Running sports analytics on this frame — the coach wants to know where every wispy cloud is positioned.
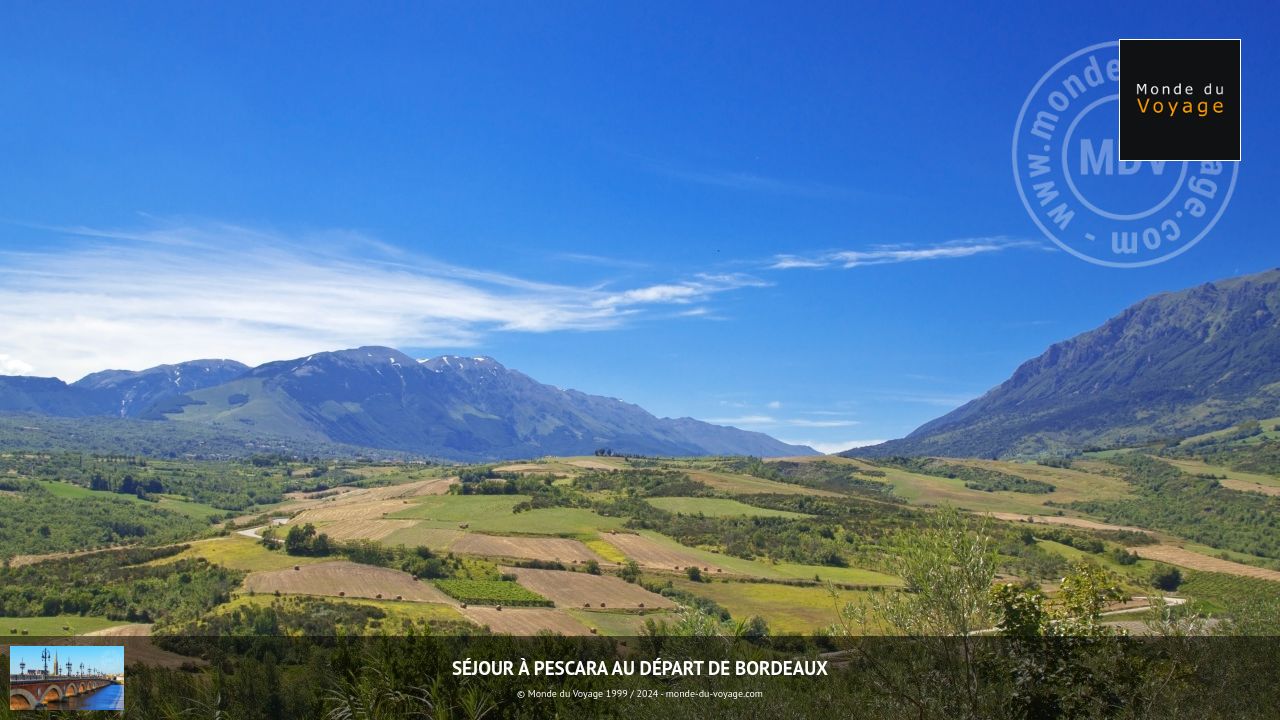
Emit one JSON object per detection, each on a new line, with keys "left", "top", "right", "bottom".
{"left": 0, "top": 222, "right": 765, "bottom": 381}
{"left": 595, "top": 274, "right": 765, "bottom": 308}
{"left": 554, "top": 252, "right": 651, "bottom": 270}
{"left": 769, "top": 237, "right": 1042, "bottom": 270}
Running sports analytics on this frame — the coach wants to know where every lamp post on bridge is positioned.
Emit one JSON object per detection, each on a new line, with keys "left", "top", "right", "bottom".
{"left": 41, "top": 648, "right": 50, "bottom": 678}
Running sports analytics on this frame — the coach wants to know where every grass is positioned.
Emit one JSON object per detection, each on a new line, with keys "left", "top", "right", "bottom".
{"left": 686, "top": 469, "right": 838, "bottom": 497}
{"left": 0, "top": 615, "right": 128, "bottom": 637}
{"left": 669, "top": 578, "right": 868, "bottom": 634}
{"left": 1162, "top": 457, "right": 1280, "bottom": 491}
{"left": 433, "top": 579, "right": 554, "bottom": 607}
{"left": 37, "top": 480, "right": 225, "bottom": 520}
{"left": 565, "top": 609, "right": 677, "bottom": 636}
{"left": 584, "top": 537, "right": 627, "bottom": 563}
{"left": 1178, "top": 416, "right": 1280, "bottom": 446}
{"left": 842, "top": 459, "right": 1132, "bottom": 517}
{"left": 628, "top": 531, "right": 900, "bottom": 586}
{"left": 645, "top": 496, "right": 810, "bottom": 518}
{"left": 387, "top": 494, "right": 624, "bottom": 536}
{"left": 1178, "top": 542, "right": 1278, "bottom": 570}
{"left": 381, "top": 526, "right": 462, "bottom": 550}
{"left": 156, "top": 535, "right": 328, "bottom": 572}
{"left": 216, "top": 594, "right": 470, "bottom": 627}
{"left": 1035, "top": 540, "right": 1156, "bottom": 588}
{"left": 1180, "top": 570, "right": 1280, "bottom": 614}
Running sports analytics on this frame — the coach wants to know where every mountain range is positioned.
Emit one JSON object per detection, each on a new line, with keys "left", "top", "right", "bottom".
{"left": 852, "top": 268, "right": 1280, "bottom": 458}
{"left": 0, "top": 348, "right": 813, "bottom": 460}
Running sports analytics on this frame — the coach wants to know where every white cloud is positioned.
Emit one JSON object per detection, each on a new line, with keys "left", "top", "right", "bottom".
{"left": 765, "top": 400, "right": 782, "bottom": 409}
{"left": 769, "top": 237, "right": 1041, "bottom": 270}
{"left": 0, "top": 354, "right": 33, "bottom": 374}
{"left": 596, "top": 274, "right": 767, "bottom": 308}
{"left": 780, "top": 438, "right": 887, "bottom": 455}
{"left": 0, "top": 222, "right": 765, "bottom": 381}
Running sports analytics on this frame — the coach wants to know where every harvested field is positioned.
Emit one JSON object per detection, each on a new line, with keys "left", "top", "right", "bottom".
{"left": 284, "top": 486, "right": 360, "bottom": 500}
{"left": 603, "top": 532, "right": 726, "bottom": 573}
{"left": 565, "top": 458, "right": 625, "bottom": 470}
{"left": 494, "top": 463, "right": 546, "bottom": 473}
{"left": 85, "top": 623, "right": 153, "bottom": 637}
{"left": 504, "top": 567, "right": 676, "bottom": 610}
{"left": 41, "top": 628, "right": 202, "bottom": 668}
{"left": 291, "top": 499, "right": 410, "bottom": 523}
{"left": 1128, "top": 545, "right": 1280, "bottom": 582}
{"left": 1219, "top": 480, "right": 1280, "bottom": 497}
{"left": 359, "top": 478, "right": 458, "bottom": 500}
{"left": 382, "top": 525, "right": 462, "bottom": 549}
{"left": 459, "top": 607, "right": 592, "bottom": 635}
{"left": 243, "top": 560, "right": 456, "bottom": 602}
{"left": 312, "top": 518, "right": 416, "bottom": 542}
{"left": 285, "top": 479, "right": 458, "bottom": 525}
{"left": 986, "top": 512, "right": 1149, "bottom": 534}
{"left": 452, "top": 534, "right": 604, "bottom": 563}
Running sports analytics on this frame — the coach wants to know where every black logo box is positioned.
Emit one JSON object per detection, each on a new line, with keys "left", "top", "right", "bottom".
{"left": 1119, "top": 39, "right": 1241, "bottom": 161}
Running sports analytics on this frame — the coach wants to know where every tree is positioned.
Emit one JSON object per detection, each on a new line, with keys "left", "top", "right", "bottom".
{"left": 619, "top": 559, "right": 641, "bottom": 584}
{"left": 833, "top": 507, "right": 996, "bottom": 718}
{"left": 1149, "top": 564, "right": 1183, "bottom": 591}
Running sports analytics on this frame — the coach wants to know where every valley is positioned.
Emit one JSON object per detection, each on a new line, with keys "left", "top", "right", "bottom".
{"left": 4, "top": 440, "right": 1276, "bottom": 643}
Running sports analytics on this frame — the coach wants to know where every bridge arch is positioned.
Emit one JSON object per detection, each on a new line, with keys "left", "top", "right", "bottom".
{"left": 41, "top": 684, "right": 64, "bottom": 704}
{"left": 10, "top": 688, "right": 39, "bottom": 710}
{"left": 65, "top": 683, "right": 79, "bottom": 697}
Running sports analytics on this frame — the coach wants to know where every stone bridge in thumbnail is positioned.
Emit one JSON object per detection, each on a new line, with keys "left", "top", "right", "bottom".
{"left": 9, "top": 675, "right": 117, "bottom": 710}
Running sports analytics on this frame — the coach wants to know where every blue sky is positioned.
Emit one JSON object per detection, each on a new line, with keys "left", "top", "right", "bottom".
{"left": 9, "top": 645, "right": 124, "bottom": 676}
{"left": 0, "top": 2, "right": 1276, "bottom": 452}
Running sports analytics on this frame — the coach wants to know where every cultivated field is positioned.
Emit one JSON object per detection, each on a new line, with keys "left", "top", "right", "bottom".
{"left": 381, "top": 525, "right": 463, "bottom": 549}
{"left": 986, "top": 512, "right": 1149, "bottom": 534}
{"left": 503, "top": 567, "right": 676, "bottom": 609}
{"left": 646, "top": 496, "right": 810, "bottom": 518}
{"left": 308, "top": 518, "right": 417, "bottom": 542}
{"left": 603, "top": 532, "right": 728, "bottom": 573}
{"left": 566, "top": 609, "right": 678, "bottom": 636}
{"left": 688, "top": 469, "right": 838, "bottom": 496}
{"left": 159, "top": 536, "right": 330, "bottom": 572}
{"left": 452, "top": 533, "right": 603, "bottom": 563}
{"left": 291, "top": 499, "right": 417, "bottom": 524}
{"left": 284, "top": 478, "right": 458, "bottom": 525}
{"left": 388, "top": 494, "right": 625, "bottom": 535}
{"left": 458, "top": 606, "right": 593, "bottom": 635}
{"left": 670, "top": 579, "right": 867, "bottom": 635}
{"left": 243, "top": 560, "right": 456, "bottom": 602}
{"left": 13, "top": 631, "right": 202, "bottom": 669}
{"left": 1129, "top": 545, "right": 1280, "bottom": 582}
{"left": 433, "top": 579, "right": 552, "bottom": 606}
{"left": 0, "top": 615, "right": 126, "bottom": 636}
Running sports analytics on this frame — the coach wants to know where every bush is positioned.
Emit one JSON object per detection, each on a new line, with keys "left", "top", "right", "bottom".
{"left": 1150, "top": 564, "right": 1183, "bottom": 591}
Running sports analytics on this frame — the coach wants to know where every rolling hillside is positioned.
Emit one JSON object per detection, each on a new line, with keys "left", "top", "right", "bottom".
{"left": 0, "top": 348, "right": 812, "bottom": 460}
{"left": 853, "top": 268, "right": 1280, "bottom": 458}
